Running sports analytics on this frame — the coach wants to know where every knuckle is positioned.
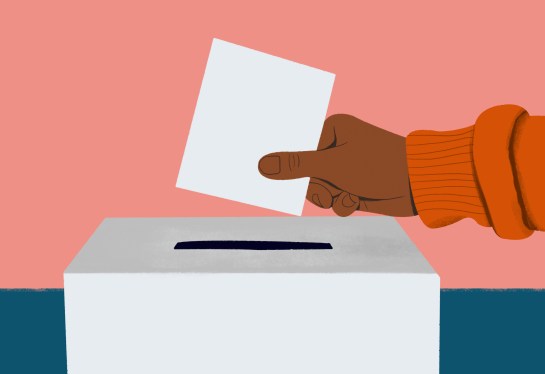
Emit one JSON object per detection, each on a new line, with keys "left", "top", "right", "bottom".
{"left": 325, "top": 114, "right": 352, "bottom": 126}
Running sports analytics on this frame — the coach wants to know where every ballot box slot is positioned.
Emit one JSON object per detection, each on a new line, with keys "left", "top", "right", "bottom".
{"left": 174, "top": 240, "right": 332, "bottom": 250}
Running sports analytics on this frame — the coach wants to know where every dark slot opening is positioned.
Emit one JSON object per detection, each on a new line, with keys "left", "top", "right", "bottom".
{"left": 174, "top": 240, "right": 332, "bottom": 250}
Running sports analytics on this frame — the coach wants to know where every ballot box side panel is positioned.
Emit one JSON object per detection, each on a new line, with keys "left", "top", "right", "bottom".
{"left": 64, "top": 273, "right": 439, "bottom": 374}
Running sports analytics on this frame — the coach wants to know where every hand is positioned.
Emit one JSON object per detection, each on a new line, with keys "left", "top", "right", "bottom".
{"left": 258, "top": 114, "right": 416, "bottom": 217}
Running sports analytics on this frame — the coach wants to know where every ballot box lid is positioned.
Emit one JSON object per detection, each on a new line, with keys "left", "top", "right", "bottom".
{"left": 65, "top": 217, "right": 436, "bottom": 274}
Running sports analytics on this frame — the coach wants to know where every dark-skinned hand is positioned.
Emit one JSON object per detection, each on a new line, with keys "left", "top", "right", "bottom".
{"left": 258, "top": 114, "right": 416, "bottom": 217}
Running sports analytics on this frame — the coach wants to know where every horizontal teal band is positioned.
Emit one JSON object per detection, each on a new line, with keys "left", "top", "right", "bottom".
{"left": 1, "top": 289, "right": 544, "bottom": 373}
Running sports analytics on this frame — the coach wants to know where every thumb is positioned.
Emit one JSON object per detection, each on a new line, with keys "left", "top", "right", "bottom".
{"left": 258, "top": 151, "right": 327, "bottom": 180}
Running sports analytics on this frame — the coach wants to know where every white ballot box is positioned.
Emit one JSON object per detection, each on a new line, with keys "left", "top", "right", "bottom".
{"left": 65, "top": 217, "right": 439, "bottom": 374}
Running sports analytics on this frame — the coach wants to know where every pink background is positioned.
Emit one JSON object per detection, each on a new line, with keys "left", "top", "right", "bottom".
{"left": 1, "top": 1, "right": 544, "bottom": 289}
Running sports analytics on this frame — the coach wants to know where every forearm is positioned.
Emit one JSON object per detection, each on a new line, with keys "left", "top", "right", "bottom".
{"left": 406, "top": 105, "right": 544, "bottom": 239}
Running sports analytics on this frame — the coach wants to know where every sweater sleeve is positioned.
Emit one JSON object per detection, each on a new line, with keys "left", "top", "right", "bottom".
{"left": 406, "top": 105, "right": 545, "bottom": 239}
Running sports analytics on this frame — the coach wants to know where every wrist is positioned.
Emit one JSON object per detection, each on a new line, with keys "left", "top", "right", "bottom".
{"left": 405, "top": 126, "right": 490, "bottom": 228}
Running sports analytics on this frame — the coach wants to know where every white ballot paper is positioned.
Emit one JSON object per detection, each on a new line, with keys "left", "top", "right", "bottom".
{"left": 177, "top": 39, "right": 335, "bottom": 215}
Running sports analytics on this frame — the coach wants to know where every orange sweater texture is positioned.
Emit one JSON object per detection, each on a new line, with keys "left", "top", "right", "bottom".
{"left": 406, "top": 105, "right": 544, "bottom": 239}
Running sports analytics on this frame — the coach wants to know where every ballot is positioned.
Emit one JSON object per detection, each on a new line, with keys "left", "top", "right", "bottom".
{"left": 176, "top": 39, "right": 335, "bottom": 215}
{"left": 64, "top": 217, "right": 439, "bottom": 374}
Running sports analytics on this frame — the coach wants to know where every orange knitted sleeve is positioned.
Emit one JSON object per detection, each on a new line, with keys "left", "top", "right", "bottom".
{"left": 406, "top": 105, "right": 545, "bottom": 239}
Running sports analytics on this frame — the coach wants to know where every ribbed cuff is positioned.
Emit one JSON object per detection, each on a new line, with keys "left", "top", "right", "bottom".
{"left": 406, "top": 126, "right": 491, "bottom": 228}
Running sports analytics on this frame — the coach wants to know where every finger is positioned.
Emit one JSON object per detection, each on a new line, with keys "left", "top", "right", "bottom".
{"left": 306, "top": 178, "right": 340, "bottom": 209}
{"left": 317, "top": 115, "right": 338, "bottom": 150}
{"left": 332, "top": 191, "right": 360, "bottom": 217}
{"left": 258, "top": 150, "right": 331, "bottom": 180}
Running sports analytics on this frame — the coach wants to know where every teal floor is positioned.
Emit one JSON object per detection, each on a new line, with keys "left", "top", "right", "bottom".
{"left": 1, "top": 289, "right": 544, "bottom": 373}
